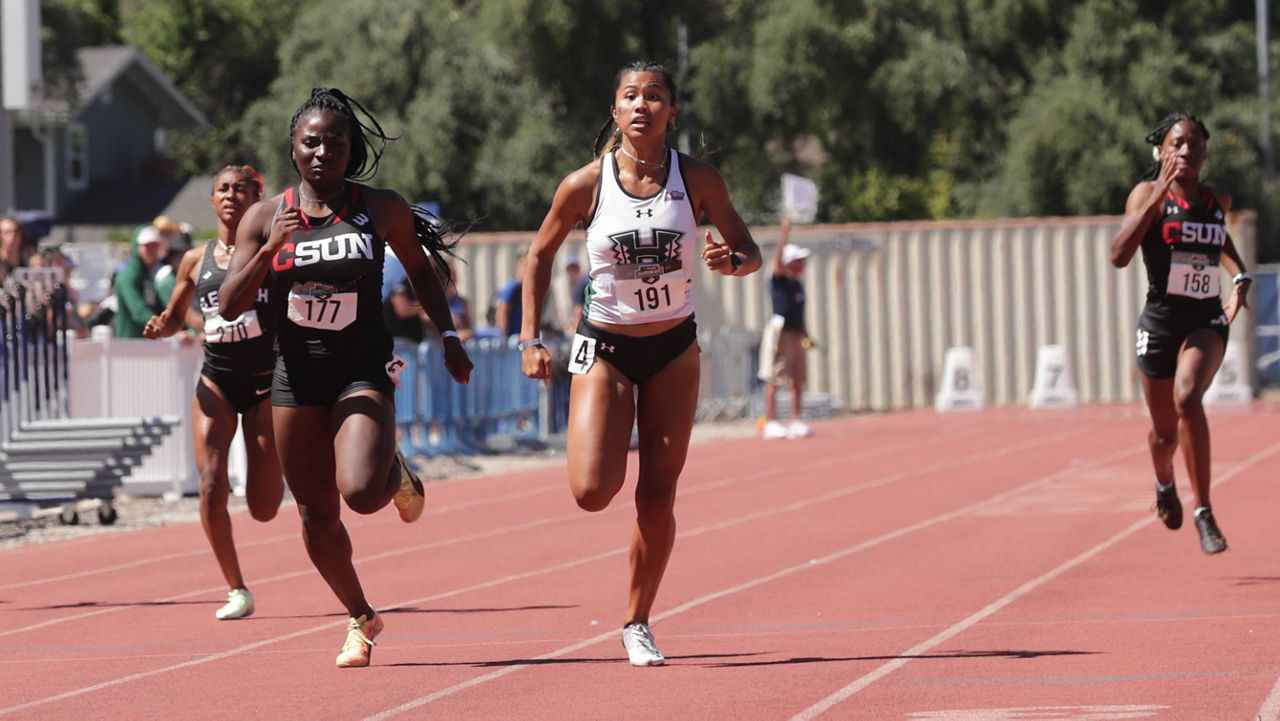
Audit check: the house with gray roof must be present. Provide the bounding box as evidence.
[2,43,207,228]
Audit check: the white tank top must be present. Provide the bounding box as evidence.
[582,148,698,325]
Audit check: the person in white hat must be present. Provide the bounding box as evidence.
[760,218,813,439]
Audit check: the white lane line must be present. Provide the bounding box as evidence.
[359,435,1136,719]
[792,441,1280,721]
[0,425,1098,715]
[0,424,1001,637]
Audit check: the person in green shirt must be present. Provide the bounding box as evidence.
[112,225,167,338]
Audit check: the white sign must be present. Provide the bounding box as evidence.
[1203,342,1251,404]
[1028,344,1078,408]
[935,346,984,411]
[781,173,819,224]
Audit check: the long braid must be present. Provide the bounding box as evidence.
[1142,112,1210,181]
[290,88,461,269]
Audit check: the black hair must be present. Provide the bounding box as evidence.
[592,61,679,158]
[410,204,462,285]
[289,87,393,182]
[215,164,264,199]
[1142,112,1210,181]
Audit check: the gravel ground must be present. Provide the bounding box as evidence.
[0,419,761,550]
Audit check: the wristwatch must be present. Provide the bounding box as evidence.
[518,337,544,351]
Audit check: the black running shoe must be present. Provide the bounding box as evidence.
[1194,508,1227,554]
[1154,483,1182,530]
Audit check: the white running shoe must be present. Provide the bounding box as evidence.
[786,420,813,439]
[215,588,254,620]
[621,622,666,667]
[761,420,788,440]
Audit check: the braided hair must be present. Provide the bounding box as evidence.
[289,87,392,182]
[592,61,678,158]
[1142,112,1210,181]
[289,88,459,277]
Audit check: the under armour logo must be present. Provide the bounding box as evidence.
[601,343,616,353]
[635,209,653,218]
[352,213,370,227]
[201,271,213,280]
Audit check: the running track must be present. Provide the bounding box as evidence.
[3,403,1280,720]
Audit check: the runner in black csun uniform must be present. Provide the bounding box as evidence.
[220,88,473,667]
[1109,112,1251,555]
[145,165,283,620]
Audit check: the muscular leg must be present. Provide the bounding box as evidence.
[274,405,372,619]
[331,389,399,515]
[790,377,804,421]
[1140,375,1179,488]
[1173,330,1226,509]
[193,379,245,590]
[764,382,778,420]
[566,359,636,512]
[241,397,283,522]
[627,344,700,625]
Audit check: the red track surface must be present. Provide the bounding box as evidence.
[3,403,1280,720]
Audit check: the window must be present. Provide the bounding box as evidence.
[66,123,87,190]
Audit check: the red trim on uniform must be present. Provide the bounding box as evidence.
[330,184,357,226]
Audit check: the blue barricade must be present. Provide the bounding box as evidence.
[393,336,570,456]
[1257,267,1280,386]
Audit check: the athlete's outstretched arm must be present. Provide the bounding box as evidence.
[687,158,762,276]
[372,188,472,385]
[144,247,203,339]
[521,163,597,381]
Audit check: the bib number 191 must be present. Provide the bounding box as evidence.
[633,284,672,311]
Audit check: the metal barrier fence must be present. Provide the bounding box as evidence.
[0,270,71,439]
[1255,264,1280,386]
[392,326,760,456]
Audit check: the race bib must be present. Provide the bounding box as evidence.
[202,307,263,344]
[286,281,357,331]
[1167,251,1220,300]
[567,333,597,375]
[616,277,678,315]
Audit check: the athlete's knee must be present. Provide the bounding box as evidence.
[343,488,385,516]
[247,500,279,523]
[634,481,677,525]
[1172,384,1205,418]
[297,504,341,533]
[198,472,230,509]
[574,485,617,512]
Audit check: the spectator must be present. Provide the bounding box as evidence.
[439,260,474,341]
[493,254,525,337]
[564,254,588,335]
[113,225,168,338]
[382,276,427,344]
[0,215,31,282]
[759,218,813,440]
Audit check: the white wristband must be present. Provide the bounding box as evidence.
[441,330,460,340]
[518,337,544,351]
[1233,272,1251,285]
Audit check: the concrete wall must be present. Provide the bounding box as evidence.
[449,213,1257,411]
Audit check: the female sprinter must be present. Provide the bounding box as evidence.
[144,165,282,620]
[1109,112,1251,554]
[219,88,473,666]
[520,61,762,666]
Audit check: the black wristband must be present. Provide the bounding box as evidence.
[728,252,743,272]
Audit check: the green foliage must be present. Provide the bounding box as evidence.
[44,0,1280,256]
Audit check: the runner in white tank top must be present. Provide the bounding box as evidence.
[582,147,697,325]
[519,62,762,667]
